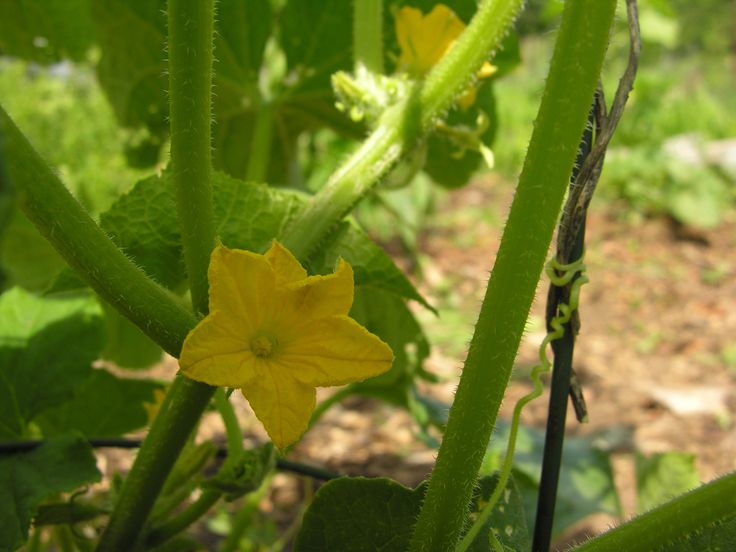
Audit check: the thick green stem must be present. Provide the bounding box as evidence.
[215,389,245,456]
[97,376,215,551]
[98,1,218,548]
[572,472,736,552]
[408,2,617,550]
[245,102,273,183]
[353,0,383,74]
[0,106,196,357]
[145,489,222,547]
[169,0,217,315]
[281,0,525,259]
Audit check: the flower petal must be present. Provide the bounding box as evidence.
[241,366,316,449]
[179,310,256,388]
[207,244,275,330]
[277,260,354,334]
[264,240,308,285]
[280,315,393,387]
[396,4,465,76]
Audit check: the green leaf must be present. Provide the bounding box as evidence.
[91,0,358,180]
[0,209,66,291]
[308,220,434,311]
[0,434,101,552]
[93,171,429,308]
[346,287,434,418]
[92,0,169,137]
[485,422,621,536]
[636,452,700,513]
[294,475,526,551]
[294,477,425,552]
[0,288,104,439]
[0,0,95,63]
[654,515,736,552]
[36,368,163,438]
[467,473,531,552]
[100,300,162,369]
[202,443,274,501]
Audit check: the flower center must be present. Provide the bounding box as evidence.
[250,335,276,358]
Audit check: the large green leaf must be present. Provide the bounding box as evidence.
[0,209,66,291]
[654,515,736,552]
[0,434,101,552]
[92,0,169,138]
[91,0,358,181]
[0,288,103,439]
[0,0,95,63]
[92,171,429,309]
[346,287,434,412]
[484,421,621,536]
[636,452,700,513]
[36,368,163,438]
[294,475,527,551]
[100,301,162,369]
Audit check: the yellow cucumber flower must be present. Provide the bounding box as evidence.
[179,241,394,449]
[395,4,497,108]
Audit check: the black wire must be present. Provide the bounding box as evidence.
[0,438,339,481]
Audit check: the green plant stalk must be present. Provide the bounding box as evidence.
[97,376,214,550]
[219,476,272,552]
[353,0,383,74]
[281,0,524,260]
[146,489,222,547]
[0,106,196,357]
[572,472,736,552]
[244,101,273,183]
[215,388,245,456]
[98,0,219,548]
[169,0,217,315]
[408,2,617,550]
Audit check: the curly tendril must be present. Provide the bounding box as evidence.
[457,256,589,552]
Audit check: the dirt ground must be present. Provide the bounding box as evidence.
[105,173,736,548]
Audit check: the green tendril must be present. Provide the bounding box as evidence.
[457,256,588,552]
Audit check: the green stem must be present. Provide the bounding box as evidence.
[146,489,222,547]
[408,2,617,550]
[571,472,736,552]
[281,0,525,260]
[97,377,215,551]
[98,1,218,548]
[0,106,196,357]
[353,0,383,74]
[219,476,272,552]
[215,388,245,456]
[244,102,273,183]
[169,0,217,315]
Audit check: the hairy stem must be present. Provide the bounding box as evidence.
[169,0,217,315]
[281,0,525,260]
[97,0,218,548]
[572,472,736,552]
[0,106,196,357]
[408,1,617,550]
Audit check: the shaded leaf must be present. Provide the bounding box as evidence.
[636,452,700,513]
[0,0,95,63]
[0,434,100,551]
[484,421,621,536]
[100,299,162,369]
[0,288,103,439]
[654,515,736,552]
[36,368,164,438]
[93,171,429,308]
[294,474,526,551]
